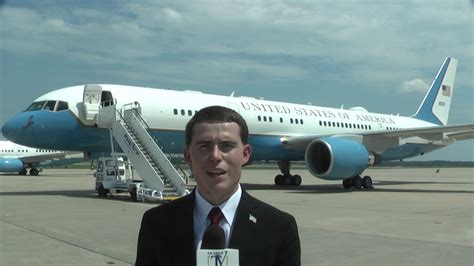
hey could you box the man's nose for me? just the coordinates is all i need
[210,145,223,161]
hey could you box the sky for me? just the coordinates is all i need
[0,0,473,161]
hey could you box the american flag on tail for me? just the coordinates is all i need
[442,85,451,97]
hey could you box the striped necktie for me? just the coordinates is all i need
[201,207,225,249]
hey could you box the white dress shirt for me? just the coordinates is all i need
[194,185,242,249]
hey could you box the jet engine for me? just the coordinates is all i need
[305,137,372,180]
[0,158,24,172]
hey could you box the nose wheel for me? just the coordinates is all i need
[274,161,302,186]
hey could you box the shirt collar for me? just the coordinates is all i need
[195,185,242,227]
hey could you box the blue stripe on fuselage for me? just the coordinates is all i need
[3,110,440,163]
[151,132,303,161]
[2,110,303,161]
[2,110,110,151]
[380,143,443,160]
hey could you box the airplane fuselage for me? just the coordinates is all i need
[3,57,470,185]
[3,84,441,161]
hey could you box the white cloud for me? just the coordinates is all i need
[400,79,429,94]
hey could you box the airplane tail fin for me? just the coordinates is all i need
[412,57,457,126]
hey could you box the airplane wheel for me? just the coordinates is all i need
[292,175,302,186]
[343,178,352,189]
[19,168,27,175]
[362,176,373,189]
[275,175,283,186]
[353,176,362,189]
[30,168,39,176]
[282,175,292,186]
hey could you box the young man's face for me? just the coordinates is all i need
[184,122,251,204]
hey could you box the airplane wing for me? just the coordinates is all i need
[365,124,474,139]
[281,124,474,153]
[18,153,66,165]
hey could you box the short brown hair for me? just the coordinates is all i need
[185,106,249,146]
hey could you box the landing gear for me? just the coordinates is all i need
[342,175,373,189]
[362,175,373,189]
[19,168,27,175]
[274,161,302,186]
[30,168,39,176]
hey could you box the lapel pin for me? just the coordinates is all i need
[249,214,257,224]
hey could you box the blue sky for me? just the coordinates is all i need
[1,0,473,161]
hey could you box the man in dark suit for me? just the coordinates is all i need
[136,106,301,266]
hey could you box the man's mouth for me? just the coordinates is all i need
[207,169,226,177]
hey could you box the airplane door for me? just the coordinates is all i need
[83,84,102,121]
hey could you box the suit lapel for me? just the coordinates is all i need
[172,192,197,265]
[229,190,259,248]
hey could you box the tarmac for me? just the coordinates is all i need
[0,167,473,266]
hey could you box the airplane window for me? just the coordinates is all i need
[181,109,185,116]
[263,116,267,122]
[26,101,46,111]
[269,117,273,122]
[188,110,192,116]
[43,101,56,111]
[280,118,283,123]
[323,121,327,126]
[173,109,178,115]
[319,121,322,126]
[369,125,372,130]
[300,119,303,125]
[258,116,261,121]
[290,118,294,124]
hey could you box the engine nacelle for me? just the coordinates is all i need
[305,137,371,180]
[0,158,24,172]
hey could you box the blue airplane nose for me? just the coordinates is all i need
[1,112,35,145]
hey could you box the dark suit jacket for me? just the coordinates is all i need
[135,189,301,266]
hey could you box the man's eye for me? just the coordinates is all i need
[198,144,210,149]
[220,143,235,150]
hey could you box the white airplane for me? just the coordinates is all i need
[0,140,85,175]
[2,57,473,188]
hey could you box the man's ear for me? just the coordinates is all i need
[241,144,252,165]
[184,147,192,167]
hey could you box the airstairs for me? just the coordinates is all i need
[95,100,190,201]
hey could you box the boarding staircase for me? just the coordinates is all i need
[96,101,190,201]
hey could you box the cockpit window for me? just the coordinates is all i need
[26,101,46,111]
[25,100,69,112]
[56,101,68,111]
[44,101,56,111]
